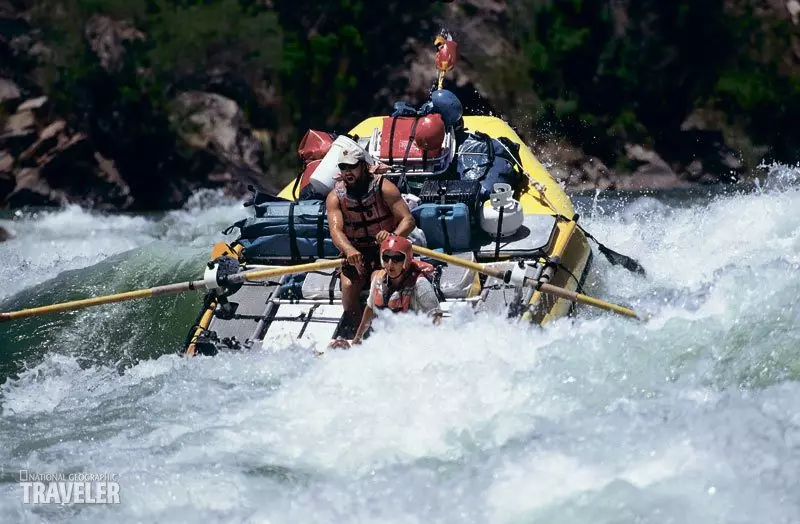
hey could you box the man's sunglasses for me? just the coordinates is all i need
[338,162,359,171]
[381,253,406,263]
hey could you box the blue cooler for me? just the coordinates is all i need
[225,199,338,261]
[412,203,472,253]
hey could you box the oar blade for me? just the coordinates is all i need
[578,226,646,277]
[597,243,647,276]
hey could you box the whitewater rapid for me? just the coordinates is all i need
[1,171,799,523]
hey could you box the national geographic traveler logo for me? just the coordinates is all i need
[19,470,120,504]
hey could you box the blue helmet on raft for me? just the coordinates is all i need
[431,89,463,126]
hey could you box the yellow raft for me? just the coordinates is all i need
[279,115,591,326]
[181,112,593,355]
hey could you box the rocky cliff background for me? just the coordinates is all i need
[1,0,799,211]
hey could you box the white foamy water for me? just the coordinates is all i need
[1,173,800,523]
[0,190,244,301]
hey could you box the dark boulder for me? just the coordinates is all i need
[84,14,145,73]
[171,91,274,193]
[0,225,11,243]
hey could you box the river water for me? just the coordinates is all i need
[1,167,799,523]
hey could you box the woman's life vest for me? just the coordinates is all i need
[335,175,397,248]
[371,260,436,312]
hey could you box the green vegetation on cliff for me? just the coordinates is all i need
[503,0,800,168]
[4,0,799,207]
[18,0,441,206]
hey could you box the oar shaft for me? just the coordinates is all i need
[411,245,506,279]
[0,280,202,322]
[537,282,639,319]
[412,244,639,320]
[228,259,344,285]
[0,258,346,323]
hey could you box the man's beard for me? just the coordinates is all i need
[345,172,370,197]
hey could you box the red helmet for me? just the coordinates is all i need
[414,114,446,151]
[380,235,413,270]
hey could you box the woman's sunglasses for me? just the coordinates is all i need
[338,162,359,171]
[381,253,406,263]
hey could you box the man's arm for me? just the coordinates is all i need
[381,179,416,238]
[326,190,361,265]
[353,274,381,344]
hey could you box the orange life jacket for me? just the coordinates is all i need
[335,175,397,249]
[372,260,436,312]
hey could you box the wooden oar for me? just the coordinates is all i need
[411,245,639,320]
[0,258,344,323]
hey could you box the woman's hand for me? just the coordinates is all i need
[327,337,352,349]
